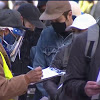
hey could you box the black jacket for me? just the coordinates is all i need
[11,28,42,76]
[58,29,100,100]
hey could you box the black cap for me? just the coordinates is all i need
[0,9,25,29]
[18,3,45,28]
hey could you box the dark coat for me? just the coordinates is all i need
[43,44,72,100]
[58,27,100,100]
[11,28,42,76]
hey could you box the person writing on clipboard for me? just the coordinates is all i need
[0,9,42,100]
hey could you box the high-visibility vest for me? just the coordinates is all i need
[0,52,13,100]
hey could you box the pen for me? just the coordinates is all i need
[27,66,33,70]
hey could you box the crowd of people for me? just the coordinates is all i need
[0,1,100,100]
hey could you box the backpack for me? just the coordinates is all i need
[85,20,100,63]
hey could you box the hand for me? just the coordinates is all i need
[25,66,43,84]
[84,81,100,97]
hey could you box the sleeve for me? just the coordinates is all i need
[32,30,48,97]
[43,76,60,99]
[63,34,89,99]
[50,46,65,69]
[33,31,47,69]
[0,56,28,100]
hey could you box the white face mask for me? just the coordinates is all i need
[0,1,5,9]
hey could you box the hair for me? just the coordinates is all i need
[63,10,71,20]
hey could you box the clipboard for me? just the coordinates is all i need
[27,66,66,84]
[42,67,66,79]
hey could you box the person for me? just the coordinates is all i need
[33,1,82,100]
[56,15,100,100]
[12,2,44,77]
[37,1,51,27]
[43,13,96,100]
[0,9,42,100]
[32,1,74,100]
[10,3,44,100]
[14,0,34,4]
[13,1,27,10]
[37,1,47,14]
[91,1,100,20]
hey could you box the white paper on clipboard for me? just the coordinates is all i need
[41,67,66,80]
[27,66,66,84]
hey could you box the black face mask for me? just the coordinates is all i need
[51,22,66,34]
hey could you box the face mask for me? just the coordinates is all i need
[51,22,66,34]
[3,32,16,54]
[4,33,16,45]
[3,28,25,62]
[26,28,34,33]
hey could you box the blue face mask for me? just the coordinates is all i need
[3,28,25,62]
[3,32,16,55]
[3,28,25,54]
[4,33,16,45]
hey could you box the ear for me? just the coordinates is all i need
[67,11,72,21]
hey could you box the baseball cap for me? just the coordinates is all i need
[40,1,71,20]
[18,3,45,28]
[0,9,25,29]
[68,14,96,30]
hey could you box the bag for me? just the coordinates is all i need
[85,20,100,63]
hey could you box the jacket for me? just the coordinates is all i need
[58,25,100,100]
[33,26,72,69]
[33,26,72,98]
[11,28,42,75]
[0,43,28,100]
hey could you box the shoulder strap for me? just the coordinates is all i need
[85,23,99,63]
